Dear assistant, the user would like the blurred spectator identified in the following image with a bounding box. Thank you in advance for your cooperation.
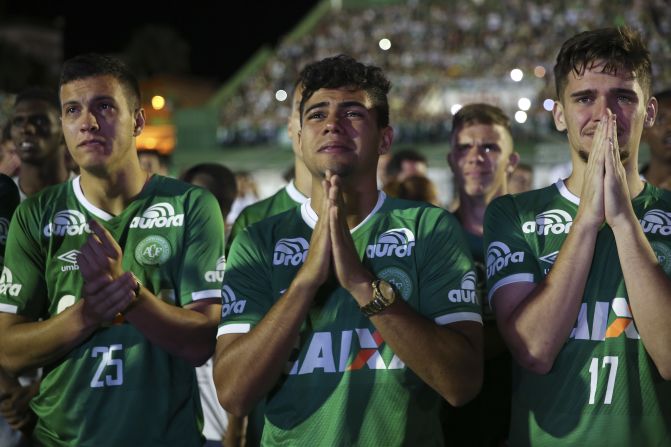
[385,148,428,182]
[376,152,393,188]
[0,123,20,178]
[384,175,441,206]
[508,162,535,194]
[138,148,171,176]
[227,171,260,227]
[642,89,671,188]
[180,162,237,447]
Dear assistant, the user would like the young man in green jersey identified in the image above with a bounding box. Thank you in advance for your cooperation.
[445,103,519,446]
[484,27,671,445]
[0,54,225,446]
[214,54,483,446]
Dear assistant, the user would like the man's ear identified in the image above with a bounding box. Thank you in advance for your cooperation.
[644,97,658,129]
[506,152,520,174]
[133,109,146,136]
[552,101,566,132]
[378,126,394,156]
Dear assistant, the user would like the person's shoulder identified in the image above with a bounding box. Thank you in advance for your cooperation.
[491,184,559,211]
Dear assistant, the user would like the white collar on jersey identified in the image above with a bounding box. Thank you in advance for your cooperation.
[72,175,115,221]
[555,178,580,205]
[286,180,309,204]
[300,190,387,232]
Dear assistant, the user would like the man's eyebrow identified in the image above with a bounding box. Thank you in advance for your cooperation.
[569,89,596,98]
[303,101,328,116]
[338,101,367,109]
[611,88,638,96]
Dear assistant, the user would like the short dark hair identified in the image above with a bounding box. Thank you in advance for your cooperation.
[60,53,141,110]
[554,26,652,100]
[15,86,61,114]
[450,103,511,140]
[299,54,391,128]
[180,163,237,219]
[386,149,427,179]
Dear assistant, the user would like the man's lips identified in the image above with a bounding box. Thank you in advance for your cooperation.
[318,142,354,153]
[78,139,106,148]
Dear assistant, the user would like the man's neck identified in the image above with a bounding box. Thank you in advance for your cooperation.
[294,158,312,198]
[18,157,69,197]
[79,163,149,216]
[454,192,491,237]
[310,176,379,229]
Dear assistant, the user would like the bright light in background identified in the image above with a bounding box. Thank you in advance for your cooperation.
[518,97,531,111]
[379,38,391,51]
[450,104,462,115]
[510,68,523,82]
[534,66,546,78]
[275,90,288,101]
[515,111,528,123]
[543,99,555,111]
[151,95,165,110]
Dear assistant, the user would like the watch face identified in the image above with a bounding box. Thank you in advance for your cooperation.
[380,280,397,303]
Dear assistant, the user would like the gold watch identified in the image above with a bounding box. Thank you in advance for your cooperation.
[360,279,397,317]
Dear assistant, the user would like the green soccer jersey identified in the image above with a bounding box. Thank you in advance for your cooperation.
[484,179,671,446]
[226,180,308,255]
[219,192,481,446]
[0,175,226,447]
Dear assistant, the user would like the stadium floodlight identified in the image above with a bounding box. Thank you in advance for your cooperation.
[379,38,391,51]
[518,98,531,111]
[515,111,528,123]
[450,104,462,115]
[275,90,288,102]
[543,99,555,111]
[151,95,166,110]
[534,66,546,78]
[510,69,523,82]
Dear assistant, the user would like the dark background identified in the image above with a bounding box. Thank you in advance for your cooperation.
[1,0,320,83]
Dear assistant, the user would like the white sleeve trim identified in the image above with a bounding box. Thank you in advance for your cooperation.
[217,323,251,337]
[0,303,18,314]
[488,273,535,306]
[192,290,222,301]
[434,312,483,326]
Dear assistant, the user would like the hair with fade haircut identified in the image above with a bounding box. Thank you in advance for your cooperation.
[554,26,653,100]
[299,54,391,128]
[450,103,511,141]
[59,53,142,111]
[15,86,61,114]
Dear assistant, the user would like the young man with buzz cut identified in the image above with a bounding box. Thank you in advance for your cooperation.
[214,54,483,446]
[485,27,671,445]
[0,53,225,446]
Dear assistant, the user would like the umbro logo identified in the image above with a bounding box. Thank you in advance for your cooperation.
[58,250,81,272]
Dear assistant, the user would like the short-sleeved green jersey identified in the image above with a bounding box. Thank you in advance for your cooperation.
[0,175,226,447]
[219,192,481,446]
[226,181,307,255]
[484,179,671,446]
[0,174,20,267]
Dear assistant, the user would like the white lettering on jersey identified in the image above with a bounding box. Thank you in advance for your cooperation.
[272,237,309,266]
[522,209,573,235]
[639,210,671,235]
[130,203,185,229]
[448,271,478,304]
[366,228,415,259]
[570,298,640,341]
[205,255,226,283]
[43,210,90,238]
[0,266,22,296]
[0,217,9,245]
[221,285,247,318]
[59,250,81,272]
[486,241,524,279]
[288,328,404,375]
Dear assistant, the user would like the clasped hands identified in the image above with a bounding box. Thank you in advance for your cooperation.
[298,170,374,301]
[76,220,137,326]
[578,109,635,229]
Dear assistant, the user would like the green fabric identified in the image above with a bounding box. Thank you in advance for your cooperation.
[0,175,226,446]
[220,194,481,446]
[484,180,671,446]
